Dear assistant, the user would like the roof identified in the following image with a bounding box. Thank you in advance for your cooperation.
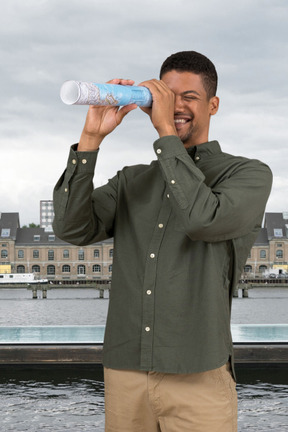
[264,212,288,240]
[15,227,113,247]
[254,228,269,246]
[0,213,20,240]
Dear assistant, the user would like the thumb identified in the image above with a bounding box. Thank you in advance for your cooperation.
[117,104,138,124]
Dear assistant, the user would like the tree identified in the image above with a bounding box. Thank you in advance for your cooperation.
[22,223,40,228]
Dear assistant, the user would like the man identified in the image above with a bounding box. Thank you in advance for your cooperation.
[53,51,272,431]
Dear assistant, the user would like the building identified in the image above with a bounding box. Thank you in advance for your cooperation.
[2,211,288,281]
[244,212,288,277]
[0,212,113,281]
[40,200,54,231]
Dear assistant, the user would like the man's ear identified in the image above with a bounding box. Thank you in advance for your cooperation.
[209,96,219,116]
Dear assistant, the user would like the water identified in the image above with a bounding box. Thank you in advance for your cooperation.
[1,324,288,343]
[0,370,105,431]
[0,287,287,431]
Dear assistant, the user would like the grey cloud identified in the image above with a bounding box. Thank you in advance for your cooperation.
[0,0,288,224]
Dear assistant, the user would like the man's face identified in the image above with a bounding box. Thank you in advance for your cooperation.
[161,70,219,147]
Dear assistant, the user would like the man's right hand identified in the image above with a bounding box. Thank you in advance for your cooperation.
[78,79,137,152]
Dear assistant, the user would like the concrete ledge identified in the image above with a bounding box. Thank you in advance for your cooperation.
[0,344,103,364]
[0,343,287,366]
[233,343,288,364]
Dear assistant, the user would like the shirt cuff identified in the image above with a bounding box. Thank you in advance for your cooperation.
[66,143,99,174]
[153,135,188,159]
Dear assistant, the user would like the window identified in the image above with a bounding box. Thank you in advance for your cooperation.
[244,265,252,273]
[48,250,54,260]
[260,250,266,259]
[33,250,39,259]
[62,265,71,273]
[48,235,55,242]
[63,249,69,259]
[1,250,8,259]
[47,265,55,275]
[274,229,283,237]
[259,265,267,273]
[78,250,84,260]
[93,264,101,273]
[17,265,25,273]
[109,264,113,272]
[18,250,24,259]
[109,249,113,258]
[276,243,283,247]
[32,265,40,273]
[77,265,86,275]
[34,235,40,242]
[276,250,283,259]
[1,229,10,238]
[94,249,100,258]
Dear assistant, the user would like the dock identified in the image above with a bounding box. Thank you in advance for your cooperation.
[235,282,288,298]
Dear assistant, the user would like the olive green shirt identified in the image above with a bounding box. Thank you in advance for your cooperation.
[53,136,272,375]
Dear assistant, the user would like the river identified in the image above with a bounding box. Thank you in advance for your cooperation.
[0,287,287,431]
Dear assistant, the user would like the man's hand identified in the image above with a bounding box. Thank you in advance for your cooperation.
[139,79,177,138]
[78,79,137,151]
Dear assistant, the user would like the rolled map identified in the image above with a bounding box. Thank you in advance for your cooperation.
[60,80,152,107]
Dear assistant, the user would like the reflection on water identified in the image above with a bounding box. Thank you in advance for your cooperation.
[0,369,287,432]
[238,382,288,431]
[0,370,105,432]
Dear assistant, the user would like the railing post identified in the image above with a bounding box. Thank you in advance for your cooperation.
[32,286,38,299]
[42,287,47,299]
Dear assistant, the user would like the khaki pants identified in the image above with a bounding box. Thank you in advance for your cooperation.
[104,363,237,432]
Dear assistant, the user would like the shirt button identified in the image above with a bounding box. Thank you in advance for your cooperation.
[150,253,155,259]
[72,159,77,165]
[195,156,200,161]
[158,223,163,229]
[156,148,162,154]
[171,179,176,184]
[145,327,151,332]
[64,188,68,193]
[82,158,87,164]
[146,290,152,295]
[167,194,170,198]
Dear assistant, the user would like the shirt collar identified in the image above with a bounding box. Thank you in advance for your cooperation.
[186,141,221,161]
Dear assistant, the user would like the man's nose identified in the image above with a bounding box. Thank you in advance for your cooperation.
[174,95,185,111]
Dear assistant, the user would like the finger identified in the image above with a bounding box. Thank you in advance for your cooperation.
[116,104,138,123]
[138,79,173,100]
[139,106,152,115]
[107,78,135,86]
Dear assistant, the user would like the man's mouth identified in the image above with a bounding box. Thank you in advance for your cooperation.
[174,119,188,124]
[174,116,192,128]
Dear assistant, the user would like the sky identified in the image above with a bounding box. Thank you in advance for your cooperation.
[1,0,287,226]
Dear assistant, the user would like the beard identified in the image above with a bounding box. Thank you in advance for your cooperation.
[178,121,195,144]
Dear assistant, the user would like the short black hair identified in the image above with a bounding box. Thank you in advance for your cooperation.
[160,51,218,99]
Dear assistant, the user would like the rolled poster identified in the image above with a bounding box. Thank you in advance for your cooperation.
[60,80,152,107]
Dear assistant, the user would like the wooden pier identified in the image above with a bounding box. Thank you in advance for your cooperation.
[26,284,108,299]
[234,282,288,298]
[0,281,110,299]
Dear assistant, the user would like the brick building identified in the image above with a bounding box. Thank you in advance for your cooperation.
[0,212,113,281]
[244,212,288,277]
[1,211,288,281]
